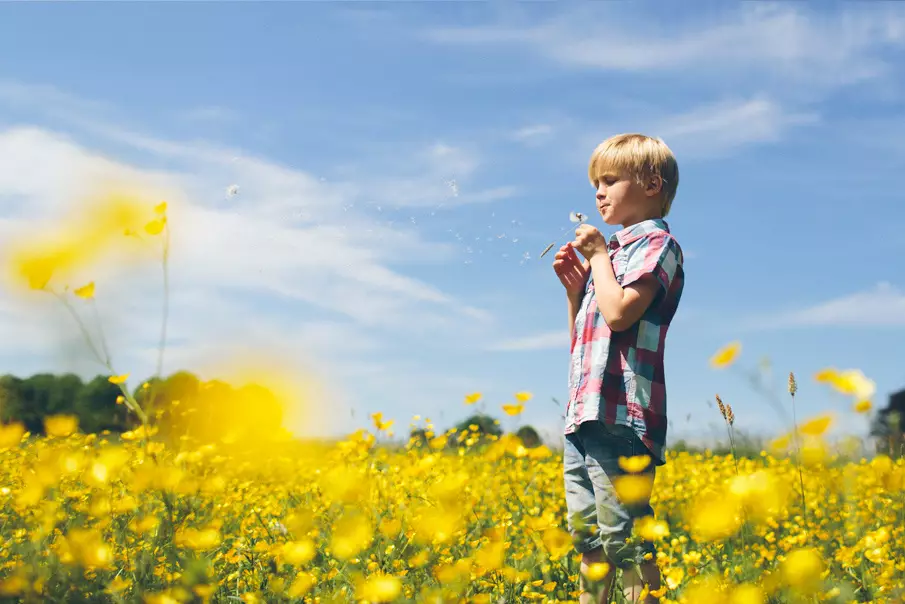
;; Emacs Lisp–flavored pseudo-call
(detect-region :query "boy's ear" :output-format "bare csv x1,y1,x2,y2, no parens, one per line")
645,175,663,197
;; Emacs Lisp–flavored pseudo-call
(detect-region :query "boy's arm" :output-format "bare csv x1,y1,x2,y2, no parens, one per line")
588,232,681,332
588,257,660,332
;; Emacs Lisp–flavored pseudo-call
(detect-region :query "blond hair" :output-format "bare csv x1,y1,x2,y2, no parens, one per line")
588,133,679,216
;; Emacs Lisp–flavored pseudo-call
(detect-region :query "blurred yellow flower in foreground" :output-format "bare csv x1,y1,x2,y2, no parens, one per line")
710,341,741,368
44,414,78,438
618,454,651,473
73,281,95,299
815,367,875,400
4,191,160,292
782,547,824,593
0,423,25,448
464,392,482,404
798,413,834,437
357,573,402,602
501,403,524,416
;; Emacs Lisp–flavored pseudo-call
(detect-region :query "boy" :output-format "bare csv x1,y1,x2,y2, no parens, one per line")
552,133,684,604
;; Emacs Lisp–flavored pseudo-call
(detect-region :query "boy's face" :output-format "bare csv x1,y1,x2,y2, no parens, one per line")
593,170,661,227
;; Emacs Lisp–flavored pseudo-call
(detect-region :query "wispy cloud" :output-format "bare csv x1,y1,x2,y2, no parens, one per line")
745,282,905,329
0,82,523,434
509,123,554,145
421,4,905,90
177,105,240,124
490,330,565,352
655,97,819,157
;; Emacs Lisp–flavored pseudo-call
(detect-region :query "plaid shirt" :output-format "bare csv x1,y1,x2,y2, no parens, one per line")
565,218,684,465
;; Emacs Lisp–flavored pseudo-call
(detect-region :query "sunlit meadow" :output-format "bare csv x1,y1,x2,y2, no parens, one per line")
0,194,903,604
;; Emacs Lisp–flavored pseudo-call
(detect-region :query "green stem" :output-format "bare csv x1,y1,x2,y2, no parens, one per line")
789,392,809,540
156,223,170,378
52,290,106,367
89,299,112,367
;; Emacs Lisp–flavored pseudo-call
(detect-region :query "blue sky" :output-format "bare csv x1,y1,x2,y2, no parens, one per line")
0,2,903,445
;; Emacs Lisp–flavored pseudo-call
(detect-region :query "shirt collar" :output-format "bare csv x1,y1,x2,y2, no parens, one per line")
608,218,670,250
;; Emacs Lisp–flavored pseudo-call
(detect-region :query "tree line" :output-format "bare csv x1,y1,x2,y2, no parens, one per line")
0,370,545,448
0,370,284,441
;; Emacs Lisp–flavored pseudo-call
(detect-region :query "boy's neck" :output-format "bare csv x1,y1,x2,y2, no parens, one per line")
620,213,663,230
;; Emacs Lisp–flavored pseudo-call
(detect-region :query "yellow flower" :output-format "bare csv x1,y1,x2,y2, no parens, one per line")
634,516,670,541
514,391,533,402
502,403,524,416
687,492,742,542
584,562,610,582
541,527,572,560
664,567,684,590
618,454,651,474
853,399,873,414
613,474,654,505
280,540,316,566
710,341,741,368
174,527,221,551
144,217,167,235
44,414,78,437
331,511,373,559
108,373,130,384
357,574,402,603
782,547,824,593
730,584,764,604
474,540,506,571
798,413,834,437
154,201,168,214
0,423,25,449
464,392,482,405
287,573,316,598
73,281,95,299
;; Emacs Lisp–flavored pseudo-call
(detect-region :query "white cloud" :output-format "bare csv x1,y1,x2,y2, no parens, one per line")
655,97,819,156
176,106,240,124
422,4,905,89
0,81,517,436
509,124,554,145
749,282,905,329
490,330,565,352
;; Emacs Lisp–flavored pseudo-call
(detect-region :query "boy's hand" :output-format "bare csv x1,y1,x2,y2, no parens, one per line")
572,224,608,260
552,243,589,296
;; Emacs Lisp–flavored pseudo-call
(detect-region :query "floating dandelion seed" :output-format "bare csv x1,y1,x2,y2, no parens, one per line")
444,179,459,197
226,184,240,198
540,210,589,258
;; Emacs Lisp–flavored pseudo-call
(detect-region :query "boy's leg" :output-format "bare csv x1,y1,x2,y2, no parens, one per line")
623,562,662,603
578,421,660,604
564,433,613,604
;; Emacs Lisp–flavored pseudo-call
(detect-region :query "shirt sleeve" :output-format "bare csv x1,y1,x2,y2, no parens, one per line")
620,232,683,293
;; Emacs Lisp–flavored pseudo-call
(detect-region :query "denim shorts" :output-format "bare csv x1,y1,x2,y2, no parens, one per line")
563,420,657,568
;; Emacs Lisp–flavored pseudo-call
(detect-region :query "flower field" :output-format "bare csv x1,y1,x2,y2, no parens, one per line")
0,414,903,603
1,196,904,603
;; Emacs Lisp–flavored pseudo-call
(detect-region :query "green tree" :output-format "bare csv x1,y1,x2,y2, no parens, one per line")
0,375,25,425
75,375,129,433
515,425,542,448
